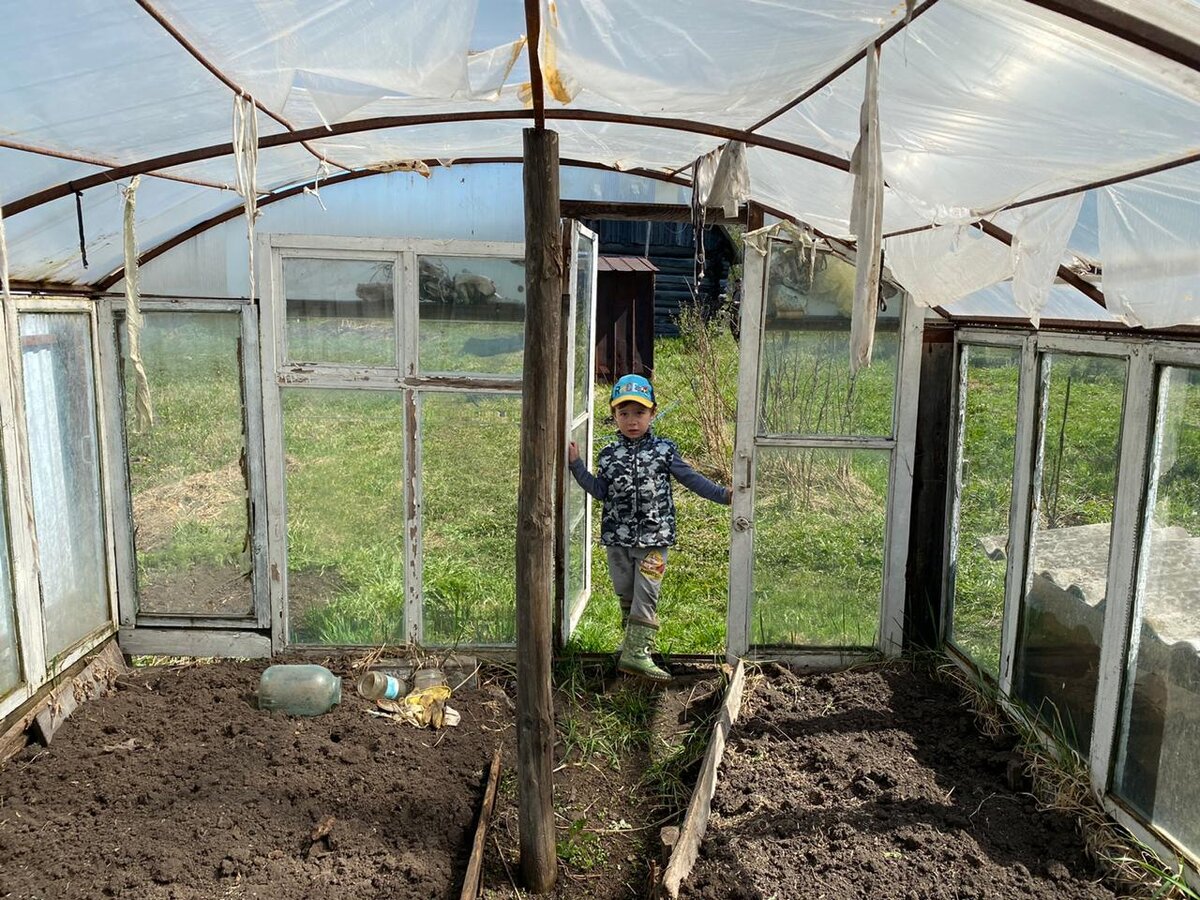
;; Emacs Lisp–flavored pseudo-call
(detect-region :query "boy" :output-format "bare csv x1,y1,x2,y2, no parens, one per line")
568,373,731,682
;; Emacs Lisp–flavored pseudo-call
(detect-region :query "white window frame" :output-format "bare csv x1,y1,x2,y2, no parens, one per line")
259,234,528,651
0,296,119,722
945,328,1200,876
727,235,924,664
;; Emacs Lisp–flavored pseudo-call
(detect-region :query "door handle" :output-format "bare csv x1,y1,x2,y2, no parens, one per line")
733,515,752,533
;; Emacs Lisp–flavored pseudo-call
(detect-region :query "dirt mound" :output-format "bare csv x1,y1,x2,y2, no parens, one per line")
683,664,1116,900
133,462,244,551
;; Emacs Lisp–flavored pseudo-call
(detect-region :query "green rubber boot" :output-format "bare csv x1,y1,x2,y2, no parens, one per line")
618,620,672,683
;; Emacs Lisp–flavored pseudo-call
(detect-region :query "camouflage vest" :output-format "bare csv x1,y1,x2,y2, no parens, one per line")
596,432,677,547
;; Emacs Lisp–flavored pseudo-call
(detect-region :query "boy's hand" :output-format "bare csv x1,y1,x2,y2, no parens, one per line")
568,441,579,463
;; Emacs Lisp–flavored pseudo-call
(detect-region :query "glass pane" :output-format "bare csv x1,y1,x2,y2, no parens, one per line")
282,389,405,645
0,459,20,696
566,419,590,625
573,234,595,420
759,241,899,437
120,312,252,617
1113,366,1200,856
1015,354,1125,752
283,257,395,365
422,393,520,645
751,448,888,647
418,255,526,375
951,345,1020,676
20,313,109,657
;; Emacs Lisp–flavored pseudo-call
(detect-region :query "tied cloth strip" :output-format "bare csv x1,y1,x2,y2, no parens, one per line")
233,94,261,303
848,43,883,374
122,176,155,432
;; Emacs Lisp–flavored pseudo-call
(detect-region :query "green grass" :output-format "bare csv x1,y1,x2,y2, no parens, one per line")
126,306,1176,670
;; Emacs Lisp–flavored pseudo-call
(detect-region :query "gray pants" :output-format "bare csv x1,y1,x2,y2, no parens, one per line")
606,546,668,627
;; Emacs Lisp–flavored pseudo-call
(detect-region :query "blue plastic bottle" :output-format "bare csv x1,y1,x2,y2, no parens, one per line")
258,664,342,716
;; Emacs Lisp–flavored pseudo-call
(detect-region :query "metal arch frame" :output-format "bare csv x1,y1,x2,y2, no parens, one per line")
2,0,1198,308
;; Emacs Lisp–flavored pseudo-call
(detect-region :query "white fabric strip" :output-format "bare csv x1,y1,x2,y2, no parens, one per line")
848,44,883,373
122,175,155,432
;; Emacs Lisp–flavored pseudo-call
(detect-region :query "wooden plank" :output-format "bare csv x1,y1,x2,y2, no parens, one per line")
1089,347,1153,791
117,627,271,658
555,222,574,648
560,200,744,224
241,305,272,629
515,126,561,894
726,238,767,661
998,336,1039,695
97,299,141,629
880,292,925,656
662,659,747,899
258,232,288,653
460,747,503,900
0,641,126,761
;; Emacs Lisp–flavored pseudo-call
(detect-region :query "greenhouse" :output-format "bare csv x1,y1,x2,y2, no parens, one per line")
0,0,1198,896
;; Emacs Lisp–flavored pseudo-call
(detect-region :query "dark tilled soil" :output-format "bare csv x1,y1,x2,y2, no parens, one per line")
0,656,721,900
682,664,1117,900
0,658,507,899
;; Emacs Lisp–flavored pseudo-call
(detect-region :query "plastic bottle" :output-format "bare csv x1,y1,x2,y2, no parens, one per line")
357,671,408,700
258,664,342,716
413,668,447,691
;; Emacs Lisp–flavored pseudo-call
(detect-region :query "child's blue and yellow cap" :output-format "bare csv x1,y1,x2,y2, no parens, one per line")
610,374,655,409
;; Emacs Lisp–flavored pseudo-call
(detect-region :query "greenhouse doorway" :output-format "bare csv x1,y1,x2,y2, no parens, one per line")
726,232,922,662
107,298,272,657
256,227,598,651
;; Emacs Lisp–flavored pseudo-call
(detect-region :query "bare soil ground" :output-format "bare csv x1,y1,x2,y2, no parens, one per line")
0,658,504,899
0,658,1126,900
682,663,1117,900
0,657,720,900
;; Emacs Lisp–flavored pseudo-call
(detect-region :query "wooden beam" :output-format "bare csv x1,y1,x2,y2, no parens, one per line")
515,126,560,894
662,660,747,898
523,0,546,130
460,747,503,900
560,200,743,223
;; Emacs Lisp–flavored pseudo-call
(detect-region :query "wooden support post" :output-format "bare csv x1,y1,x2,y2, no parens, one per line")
904,324,955,651
516,126,561,894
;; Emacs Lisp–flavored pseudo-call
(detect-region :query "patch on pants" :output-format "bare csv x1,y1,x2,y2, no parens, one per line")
638,550,666,583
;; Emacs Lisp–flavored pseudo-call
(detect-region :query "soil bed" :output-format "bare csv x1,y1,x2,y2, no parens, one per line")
0,657,505,899
682,662,1117,900
0,656,722,900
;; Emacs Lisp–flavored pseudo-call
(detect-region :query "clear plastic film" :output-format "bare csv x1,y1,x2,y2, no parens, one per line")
0,1,256,162
885,194,1085,321
872,0,1200,222
885,224,1013,310
151,0,478,127
540,0,900,125
1099,163,1200,328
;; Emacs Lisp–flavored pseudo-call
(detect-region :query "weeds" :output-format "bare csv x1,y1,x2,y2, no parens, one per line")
556,817,608,870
